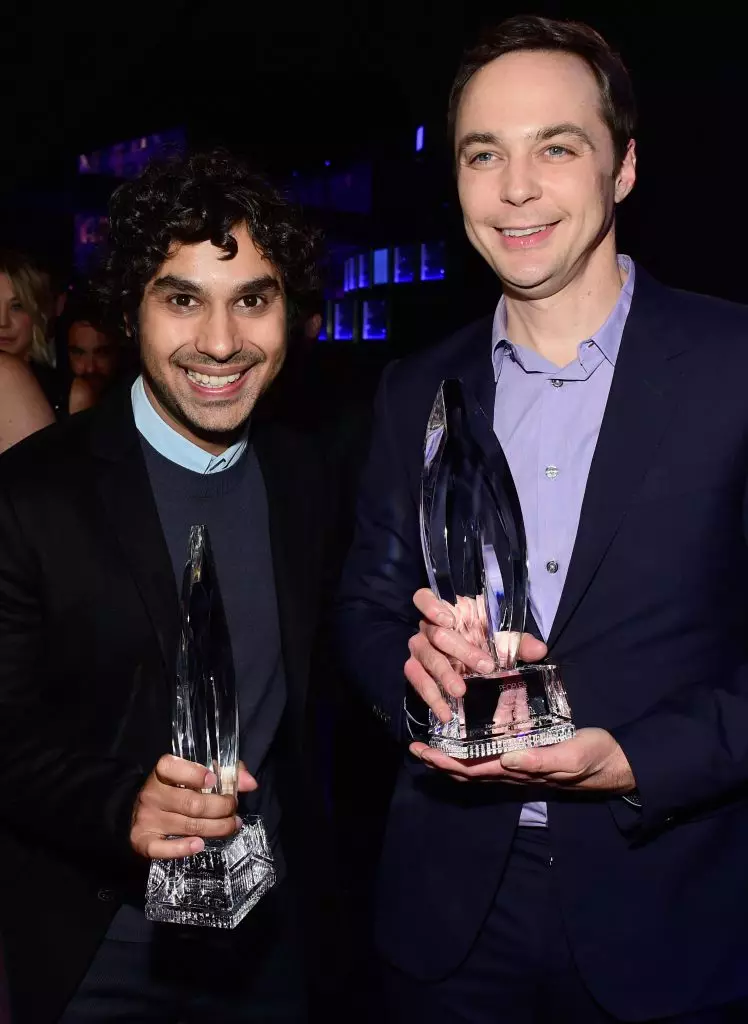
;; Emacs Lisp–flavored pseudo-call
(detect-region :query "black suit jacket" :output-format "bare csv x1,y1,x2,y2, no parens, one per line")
0,387,334,1024
337,267,748,1020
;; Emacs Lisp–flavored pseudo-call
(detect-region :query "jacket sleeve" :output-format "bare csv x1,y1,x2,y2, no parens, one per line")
335,362,426,743
610,471,748,836
0,486,147,868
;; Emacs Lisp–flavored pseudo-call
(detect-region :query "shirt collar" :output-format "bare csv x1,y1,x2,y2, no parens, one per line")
131,375,249,474
492,254,636,381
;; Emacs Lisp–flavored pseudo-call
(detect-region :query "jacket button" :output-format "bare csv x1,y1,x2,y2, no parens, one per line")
97,888,115,902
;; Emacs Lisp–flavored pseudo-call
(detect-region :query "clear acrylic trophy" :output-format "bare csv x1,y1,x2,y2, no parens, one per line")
414,379,575,760
145,525,275,928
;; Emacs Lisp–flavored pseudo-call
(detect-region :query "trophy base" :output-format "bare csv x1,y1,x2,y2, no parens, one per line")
145,817,276,930
428,662,575,761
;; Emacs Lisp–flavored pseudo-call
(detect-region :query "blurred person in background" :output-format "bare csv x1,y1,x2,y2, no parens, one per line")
0,352,55,454
0,250,96,422
59,289,136,411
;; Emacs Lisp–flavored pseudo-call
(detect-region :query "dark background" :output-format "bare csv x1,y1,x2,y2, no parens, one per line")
2,1,746,304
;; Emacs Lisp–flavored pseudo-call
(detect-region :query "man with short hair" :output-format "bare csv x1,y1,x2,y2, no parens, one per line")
0,151,334,1023
338,15,748,1022
66,317,123,394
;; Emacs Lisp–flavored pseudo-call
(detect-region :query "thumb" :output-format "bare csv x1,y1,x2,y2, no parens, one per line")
518,633,548,663
237,761,258,793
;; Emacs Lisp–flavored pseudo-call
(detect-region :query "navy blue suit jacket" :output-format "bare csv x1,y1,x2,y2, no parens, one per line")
337,267,748,1021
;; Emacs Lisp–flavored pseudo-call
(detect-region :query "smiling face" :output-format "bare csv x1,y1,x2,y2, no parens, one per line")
455,49,635,300
137,223,287,452
0,273,34,358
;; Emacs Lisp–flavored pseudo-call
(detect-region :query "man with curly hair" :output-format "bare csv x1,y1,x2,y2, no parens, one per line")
0,151,337,1023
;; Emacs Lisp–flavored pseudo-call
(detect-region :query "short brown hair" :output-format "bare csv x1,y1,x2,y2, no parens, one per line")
448,15,636,171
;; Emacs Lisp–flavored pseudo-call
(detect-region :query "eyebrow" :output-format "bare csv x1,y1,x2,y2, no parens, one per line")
149,273,282,299
457,122,596,158
535,122,596,149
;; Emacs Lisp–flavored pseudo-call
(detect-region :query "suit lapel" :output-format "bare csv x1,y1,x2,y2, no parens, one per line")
91,389,178,673
547,269,698,650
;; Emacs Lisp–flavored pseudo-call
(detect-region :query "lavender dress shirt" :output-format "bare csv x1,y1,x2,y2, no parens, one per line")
491,255,635,826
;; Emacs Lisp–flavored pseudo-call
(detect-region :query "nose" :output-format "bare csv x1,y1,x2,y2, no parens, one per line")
500,155,542,207
0,302,9,329
194,308,244,362
82,354,96,374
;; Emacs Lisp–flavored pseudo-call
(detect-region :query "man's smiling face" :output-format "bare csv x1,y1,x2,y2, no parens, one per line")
137,223,287,451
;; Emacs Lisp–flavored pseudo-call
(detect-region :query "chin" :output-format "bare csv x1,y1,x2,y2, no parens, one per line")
497,268,558,297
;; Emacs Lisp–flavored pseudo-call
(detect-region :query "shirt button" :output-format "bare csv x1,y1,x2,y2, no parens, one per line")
546,560,559,574
550,378,564,388
545,465,559,480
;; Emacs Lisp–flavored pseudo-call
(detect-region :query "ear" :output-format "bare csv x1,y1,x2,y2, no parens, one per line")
614,139,636,204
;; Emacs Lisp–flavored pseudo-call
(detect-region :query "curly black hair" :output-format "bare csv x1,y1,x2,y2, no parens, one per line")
93,150,322,336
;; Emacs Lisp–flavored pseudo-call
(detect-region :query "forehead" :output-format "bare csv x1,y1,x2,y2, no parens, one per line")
69,322,110,347
457,49,606,135
0,273,17,299
154,223,276,286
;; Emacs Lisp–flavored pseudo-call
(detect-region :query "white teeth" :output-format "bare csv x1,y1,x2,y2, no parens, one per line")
185,370,242,388
501,225,548,237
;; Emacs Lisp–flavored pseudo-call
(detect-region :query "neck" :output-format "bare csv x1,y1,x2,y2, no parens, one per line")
142,377,240,456
503,236,626,368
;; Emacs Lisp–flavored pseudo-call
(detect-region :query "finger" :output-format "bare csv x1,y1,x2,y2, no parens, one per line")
409,631,467,696
155,754,217,791
151,786,237,821
420,622,495,676
139,835,206,860
410,743,479,776
413,588,455,628
404,656,454,723
517,633,548,663
500,738,580,776
237,763,258,793
148,810,242,842
404,653,455,724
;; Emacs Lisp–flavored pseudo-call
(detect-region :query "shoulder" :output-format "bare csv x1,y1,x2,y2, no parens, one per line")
0,402,98,498
0,353,50,398
68,376,98,415
380,314,494,405
635,269,748,358
667,285,748,334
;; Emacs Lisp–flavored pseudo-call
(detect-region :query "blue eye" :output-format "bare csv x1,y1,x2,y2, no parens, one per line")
546,145,572,158
469,152,494,166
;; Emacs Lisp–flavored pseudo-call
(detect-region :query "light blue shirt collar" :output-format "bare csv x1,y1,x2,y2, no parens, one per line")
131,375,249,474
491,255,636,381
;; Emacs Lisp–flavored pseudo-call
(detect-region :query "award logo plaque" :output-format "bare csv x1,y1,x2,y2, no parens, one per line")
415,379,575,760
145,525,276,929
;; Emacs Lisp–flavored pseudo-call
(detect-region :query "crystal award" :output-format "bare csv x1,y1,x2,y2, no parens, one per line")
414,379,575,760
145,525,276,928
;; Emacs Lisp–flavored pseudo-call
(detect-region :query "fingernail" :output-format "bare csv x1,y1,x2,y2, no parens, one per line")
204,771,217,788
189,838,205,854
478,659,494,673
448,683,464,697
437,612,454,627
501,754,522,769
234,816,243,830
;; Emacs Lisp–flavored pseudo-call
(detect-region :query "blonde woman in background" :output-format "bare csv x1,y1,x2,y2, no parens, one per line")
0,251,94,453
